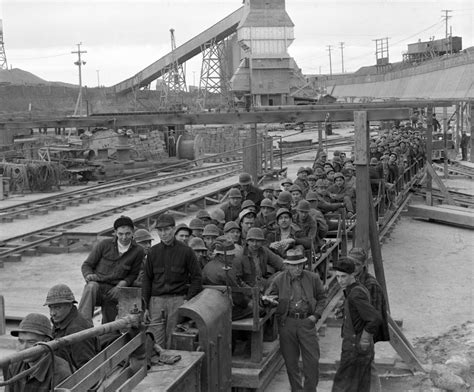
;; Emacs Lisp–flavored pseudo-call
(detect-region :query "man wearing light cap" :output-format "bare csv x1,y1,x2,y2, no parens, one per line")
332,258,382,392
79,215,144,324
263,249,327,392
142,213,202,348
45,284,98,371
5,313,71,391
237,172,264,208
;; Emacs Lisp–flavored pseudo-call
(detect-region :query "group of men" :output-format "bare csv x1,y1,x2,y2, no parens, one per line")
5,160,396,391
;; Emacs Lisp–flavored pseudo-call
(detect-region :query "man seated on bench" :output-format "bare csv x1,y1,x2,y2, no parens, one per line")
202,236,253,321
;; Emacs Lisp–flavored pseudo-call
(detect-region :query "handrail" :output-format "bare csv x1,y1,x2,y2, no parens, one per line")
0,313,141,369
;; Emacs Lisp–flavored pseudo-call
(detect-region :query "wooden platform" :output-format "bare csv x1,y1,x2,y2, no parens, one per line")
232,340,283,392
134,350,204,392
407,204,474,229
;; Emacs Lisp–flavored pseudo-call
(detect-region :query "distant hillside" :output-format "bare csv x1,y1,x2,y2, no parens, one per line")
0,68,76,87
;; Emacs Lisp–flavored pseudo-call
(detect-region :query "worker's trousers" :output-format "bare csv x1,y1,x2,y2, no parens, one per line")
279,317,320,392
78,282,118,324
148,295,185,348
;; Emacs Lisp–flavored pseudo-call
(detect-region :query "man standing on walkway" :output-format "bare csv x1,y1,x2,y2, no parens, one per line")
45,284,98,372
332,258,382,392
263,249,327,392
142,213,202,348
79,216,144,324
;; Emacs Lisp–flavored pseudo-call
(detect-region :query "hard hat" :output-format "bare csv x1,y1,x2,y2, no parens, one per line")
281,178,293,186
210,209,225,224
306,191,318,201
189,218,205,230
214,236,236,255
44,284,77,306
277,191,293,205
134,228,153,243
202,224,220,237
238,209,256,223
296,200,311,212
246,227,265,241
11,313,53,339
224,221,241,233
188,237,208,251
297,167,308,175
276,208,292,221
241,200,256,210
228,188,242,198
334,172,345,180
260,198,275,209
238,173,252,185
289,184,302,194
196,210,211,220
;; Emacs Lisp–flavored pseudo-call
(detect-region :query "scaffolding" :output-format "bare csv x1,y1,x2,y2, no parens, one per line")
159,28,187,109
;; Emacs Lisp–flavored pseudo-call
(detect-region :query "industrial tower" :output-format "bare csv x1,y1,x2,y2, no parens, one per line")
159,28,187,109
197,37,233,110
0,20,8,70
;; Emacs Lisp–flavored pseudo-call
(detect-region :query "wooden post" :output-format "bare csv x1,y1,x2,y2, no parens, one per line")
368,197,390,313
243,124,258,182
426,107,433,206
354,111,370,251
470,103,474,163
443,106,449,179
0,296,5,335
455,102,461,153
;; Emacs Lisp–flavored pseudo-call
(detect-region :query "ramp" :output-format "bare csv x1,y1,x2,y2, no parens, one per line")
329,50,474,100
109,7,243,94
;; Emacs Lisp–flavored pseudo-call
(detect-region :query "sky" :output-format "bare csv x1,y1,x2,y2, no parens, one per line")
0,0,472,87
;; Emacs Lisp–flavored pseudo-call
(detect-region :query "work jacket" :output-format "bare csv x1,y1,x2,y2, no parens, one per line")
52,306,99,372
81,237,144,286
265,269,327,324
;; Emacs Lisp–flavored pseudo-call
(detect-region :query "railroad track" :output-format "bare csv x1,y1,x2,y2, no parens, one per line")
0,168,243,261
0,135,354,221
413,186,474,207
432,161,474,179
0,161,242,221
0,135,356,262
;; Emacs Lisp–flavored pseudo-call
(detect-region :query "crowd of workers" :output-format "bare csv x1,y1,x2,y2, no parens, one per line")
5,123,427,392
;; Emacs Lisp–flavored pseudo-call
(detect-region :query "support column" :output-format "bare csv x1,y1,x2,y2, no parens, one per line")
455,102,461,153
443,106,449,179
470,103,474,163
354,111,370,251
426,107,433,206
243,124,258,183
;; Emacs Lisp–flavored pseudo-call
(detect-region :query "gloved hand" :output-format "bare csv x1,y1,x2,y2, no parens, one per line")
359,330,373,352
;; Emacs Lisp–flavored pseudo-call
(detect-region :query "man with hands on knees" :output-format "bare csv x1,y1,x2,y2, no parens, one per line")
79,216,144,324
332,258,382,392
263,249,327,392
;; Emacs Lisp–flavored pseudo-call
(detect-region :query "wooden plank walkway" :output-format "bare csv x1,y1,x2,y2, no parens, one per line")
407,204,474,229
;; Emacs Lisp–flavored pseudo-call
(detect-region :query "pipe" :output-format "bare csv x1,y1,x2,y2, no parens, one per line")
0,314,141,369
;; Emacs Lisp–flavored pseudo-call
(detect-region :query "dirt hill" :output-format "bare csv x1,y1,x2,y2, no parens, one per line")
0,68,76,87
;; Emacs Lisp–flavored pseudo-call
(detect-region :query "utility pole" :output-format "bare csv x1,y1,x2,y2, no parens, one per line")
339,42,345,73
0,20,8,70
441,9,452,53
96,70,100,88
327,45,333,76
72,43,87,116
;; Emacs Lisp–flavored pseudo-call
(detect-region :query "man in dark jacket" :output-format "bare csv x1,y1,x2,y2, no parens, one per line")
237,172,264,208
263,250,327,392
6,313,71,392
79,216,144,324
332,258,382,392
142,213,202,348
45,284,98,372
